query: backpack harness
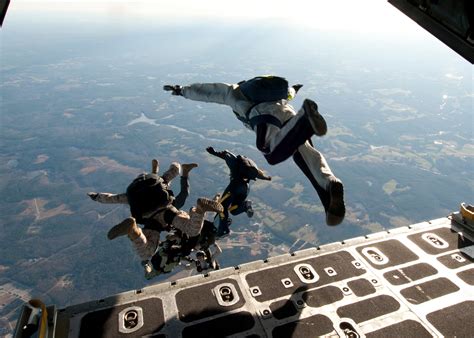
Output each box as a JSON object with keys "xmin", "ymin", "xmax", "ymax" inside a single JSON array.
[
  {"xmin": 234, "ymin": 76, "xmax": 292, "ymax": 130},
  {"xmin": 126, "ymin": 173, "xmax": 173, "ymax": 224}
]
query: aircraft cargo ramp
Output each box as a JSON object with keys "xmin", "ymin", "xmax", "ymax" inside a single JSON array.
[{"xmin": 15, "ymin": 212, "xmax": 474, "ymax": 337}]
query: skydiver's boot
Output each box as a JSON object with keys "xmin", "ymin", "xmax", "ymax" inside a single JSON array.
[
  {"xmin": 162, "ymin": 162, "xmax": 181, "ymax": 183},
  {"xmin": 195, "ymin": 198, "xmax": 224, "ymax": 214},
  {"xmin": 151, "ymin": 159, "xmax": 159, "ymax": 174},
  {"xmin": 301, "ymin": 99, "xmax": 327, "ymax": 137},
  {"xmin": 326, "ymin": 178, "xmax": 346, "ymax": 226},
  {"xmin": 107, "ymin": 217, "xmax": 138, "ymax": 240},
  {"xmin": 181, "ymin": 163, "xmax": 198, "ymax": 177}
]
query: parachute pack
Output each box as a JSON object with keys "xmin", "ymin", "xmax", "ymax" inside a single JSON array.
[
  {"xmin": 239, "ymin": 76, "xmax": 289, "ymax": 103},
  {"xmin": 236, "ymin": 155, "xmax": 260, "ymax": 180},
  {"xmin": 126, "ymin": 173, "xmax": 171, "ymax": 222}
]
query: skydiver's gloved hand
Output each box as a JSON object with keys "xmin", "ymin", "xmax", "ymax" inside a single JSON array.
[
  {"xmin": 206, "ymin": 146, "xmax": 227, "ymax": 160},
  {"xmin": 257, "ymin": 169, "xmax": 272, "ymax": 181},
  {"xmin": 142, "ymin": 259, "xmax": 164, "ymax": 280},
  {"xmin": 163, "ymin": 85, "xmax": 183, "ymax": 96},
  {"xmin": 87, "ymin": 192, "xmax": 98, "ymax": 201},
  {"xmin": 206, "ymin": 146, "xmax": 217, "ymax": 156}
]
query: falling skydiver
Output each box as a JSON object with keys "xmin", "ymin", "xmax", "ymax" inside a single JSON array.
[
  {"xmin": 164, "ymin": 76, "xmax": 346, "ymax": 225},
  {"xmin": 144, "ymin": 220, "xmax": 222, "ymax": 279},
  {"xmin": 88, "ymin": 159, "xmax": 223, "ymax": 274},
  {"xmin": 206, "ymin": 146, "xmax": 271, "ymax": 237}
]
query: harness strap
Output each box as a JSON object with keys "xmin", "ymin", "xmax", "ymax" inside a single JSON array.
[
  {"xmin": 234, "ymin": 102, "xmax": 283, "ymax": 129},
  {"xmin": 245, "ymin": 102, "xmax": 260, "ymax": 119},
  {"xmin": 233, "ymin": 100, "xmax": 260, "ymax": 126}
]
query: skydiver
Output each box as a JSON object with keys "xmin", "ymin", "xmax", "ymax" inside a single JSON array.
[
  {"xmin": 143, "ymin": 220, "xmax": 222, "ymax": 279},
  {"xmin": 88, "ymin": 159, "xmax": 197, "ymax": 211},
  {"xmin": 140, "ymin": 229, "xmax": 190, "ymax": 279},
  {"xmin": 193, "ymin": 246, "xmax": 222, "ymax": 272},
  {"xmin": 164, "ymin": 76, "xmax": 346, "ymax": 225},
  {"xmin": 88, "ymin": 159, "xmax": 223, "ymax": 267},
  {"xmin": 206, "ymin": 146, "xmax": 271, "ymax": 237},
  {"xmin": 88, "ymin": 160, "xmax": 200, "ymax": 234}
]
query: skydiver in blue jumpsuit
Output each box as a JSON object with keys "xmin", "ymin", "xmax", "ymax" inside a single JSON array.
[{"xmin": 206, "ymin": 146, "xmax": 271, "ymax": 237}]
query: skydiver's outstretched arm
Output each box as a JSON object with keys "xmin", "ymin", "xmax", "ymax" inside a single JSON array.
[
  {"xmin": 205, "ymin": 146, "xmax": 223, "ymax": 158},
  {"xmin": 164, "ymin": 83, "xmax": 251, "ymax": 113},
  {"xmin": 206, "ymin": 146, "xmax": 233, "ymax": 160},
  {"xmin": 256, "ymin": 169, "xmax": 272, "ymax": 181},
  {"xmin": 88, "ymin": 192, "xmax": 128, "ymax": 204},
  {"xmin": 180, "ymin": 83, "xmax": 234, "ymax": 105},
  {"xmin": 206, "ymin": 147, "xmax": 239, "ymax": 171}
]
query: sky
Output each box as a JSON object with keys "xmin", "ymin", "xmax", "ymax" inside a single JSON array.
[{"xmin": 10, "ymin": 0, "xmax": 420, "ymax": 35}]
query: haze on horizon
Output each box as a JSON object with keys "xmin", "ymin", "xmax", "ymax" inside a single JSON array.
[{"xmin": 10, "ymin": 0, "xmax": 422, "ymax": 36}]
